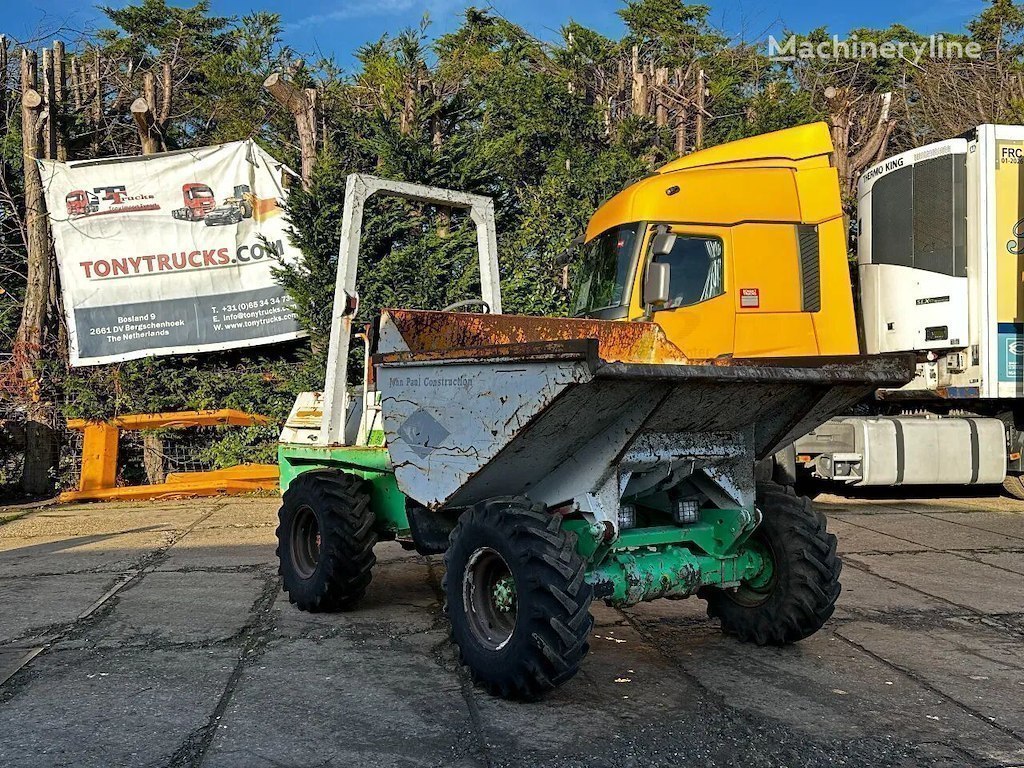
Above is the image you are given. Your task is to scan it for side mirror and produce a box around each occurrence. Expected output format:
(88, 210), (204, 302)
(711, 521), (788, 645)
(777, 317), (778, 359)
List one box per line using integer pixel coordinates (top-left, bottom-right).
(651, 231), (677, 257)
(643, 262), (671, 307)
(554, 236), (583, 267)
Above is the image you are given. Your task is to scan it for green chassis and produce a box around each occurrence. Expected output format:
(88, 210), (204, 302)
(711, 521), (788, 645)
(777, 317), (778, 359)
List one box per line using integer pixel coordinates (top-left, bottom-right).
(279, 443), (772, 607)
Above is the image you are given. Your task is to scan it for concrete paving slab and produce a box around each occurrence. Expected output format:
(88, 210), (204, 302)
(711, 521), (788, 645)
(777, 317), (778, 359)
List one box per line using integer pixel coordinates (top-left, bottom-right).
(927, 510), (1024, 541)
(627, 611), (1024, 765)
(192, 498), (277, 529)
(833, 559), (960, 620)
(273, 557), (439, 640)
(975, 551), (1024, 575)
(0, 573), (120, 643)
(838, 620), (1024, 762)
(0, 530), (173, 577)
(0, 504), (209, 538)
(0, 647), (237, 768)
(82, 571), (267, 647)
(825, 516), (927, 553)
(202, 633), (474, 768)
(829, 512), (1019, 551)
(375, 539), (421, 564)
(0, 646), (44, 686)
(155, 526), (278, 571)
(849, 551), (1024, 615)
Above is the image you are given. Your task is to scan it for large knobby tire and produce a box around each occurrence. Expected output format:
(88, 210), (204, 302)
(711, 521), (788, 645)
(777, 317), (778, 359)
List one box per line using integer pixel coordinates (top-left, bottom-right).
(443, 497), (594, 700)
(1003, 474), (1024, 500)
(276, 470), (377, 612)
(703, 482), (841, 645)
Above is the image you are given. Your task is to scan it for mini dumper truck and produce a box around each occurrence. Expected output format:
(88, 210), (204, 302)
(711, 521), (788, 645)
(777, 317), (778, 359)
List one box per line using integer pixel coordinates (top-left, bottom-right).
(275, 168), (914, 700)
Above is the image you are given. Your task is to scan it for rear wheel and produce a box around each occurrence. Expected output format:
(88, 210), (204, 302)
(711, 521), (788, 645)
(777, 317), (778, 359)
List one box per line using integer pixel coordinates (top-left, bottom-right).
(702, 482), (841, 644)
(1003, 474), (1024, 500)
(276, 470), (377, 612)
(443, 497), (594, 700)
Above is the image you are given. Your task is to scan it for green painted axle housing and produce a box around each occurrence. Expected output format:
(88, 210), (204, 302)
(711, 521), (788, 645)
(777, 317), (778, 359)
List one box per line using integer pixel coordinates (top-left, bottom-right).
(278, 443), (771, 608)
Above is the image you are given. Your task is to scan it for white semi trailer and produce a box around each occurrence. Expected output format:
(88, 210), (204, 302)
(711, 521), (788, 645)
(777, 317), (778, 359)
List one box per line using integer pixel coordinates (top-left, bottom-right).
(792, 124), (1024, 497)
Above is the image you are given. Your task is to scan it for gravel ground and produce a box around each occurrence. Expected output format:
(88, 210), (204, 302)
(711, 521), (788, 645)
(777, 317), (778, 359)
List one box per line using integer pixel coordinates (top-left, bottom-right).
(0, 491), (1022, 767)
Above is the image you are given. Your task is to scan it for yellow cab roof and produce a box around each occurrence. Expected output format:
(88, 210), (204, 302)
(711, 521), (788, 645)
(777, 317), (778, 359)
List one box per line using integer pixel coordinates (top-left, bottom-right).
(585, 122), (839, 240)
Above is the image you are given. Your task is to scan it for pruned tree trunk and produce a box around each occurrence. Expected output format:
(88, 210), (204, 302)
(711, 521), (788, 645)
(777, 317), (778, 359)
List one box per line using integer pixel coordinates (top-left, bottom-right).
(695, 69), (706, 151)
(69, 55), (81, 111)
(130, 71), (165, 154)
(674, 67), (687, 155)
(17, 50), (47, 361)
(0, 36), (8, 120)
(131, 96), (160, 154)
(53, 40), (66, 161)
(264, 72), (318, 187)
(654, 67), (668, 128)
(42, 48), (57, 160)
(400, 79), (415, 136)
(630, 46), (646, 117)
(91, 48), (102, 154)
(142, 433), (166, 484)
(17, 47), (58, 497)
(827, 87), (894, 206)
(159, 59), (172, 127)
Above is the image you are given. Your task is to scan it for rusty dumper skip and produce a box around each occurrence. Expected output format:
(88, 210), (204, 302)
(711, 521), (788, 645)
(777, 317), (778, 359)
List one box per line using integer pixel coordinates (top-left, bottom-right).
(275, 173), (913, 700)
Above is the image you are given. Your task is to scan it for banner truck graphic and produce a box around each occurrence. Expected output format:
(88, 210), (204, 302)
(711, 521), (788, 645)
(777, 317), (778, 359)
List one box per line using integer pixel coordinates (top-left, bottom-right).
(38, 140), (305, 366)
(171, 182), (217, 221)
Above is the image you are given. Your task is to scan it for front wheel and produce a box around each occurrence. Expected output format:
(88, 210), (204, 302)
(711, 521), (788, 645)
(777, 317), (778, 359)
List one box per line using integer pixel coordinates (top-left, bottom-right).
(702, 482), (841, 645)
(443, 497), (594, 700)
(276, 470), (377, 612)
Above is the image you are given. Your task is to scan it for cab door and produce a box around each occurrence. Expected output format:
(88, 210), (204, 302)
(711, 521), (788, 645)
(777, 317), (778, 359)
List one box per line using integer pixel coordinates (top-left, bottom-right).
(629, 225), (736, 359)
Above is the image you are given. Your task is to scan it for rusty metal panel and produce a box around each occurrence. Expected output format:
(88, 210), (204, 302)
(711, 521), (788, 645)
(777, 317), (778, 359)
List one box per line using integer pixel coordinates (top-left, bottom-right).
(377, 309), (690, 366)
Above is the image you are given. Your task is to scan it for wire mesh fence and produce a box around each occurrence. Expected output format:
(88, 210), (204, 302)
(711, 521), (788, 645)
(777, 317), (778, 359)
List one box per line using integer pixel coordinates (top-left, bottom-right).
(1, 392), (288, 499)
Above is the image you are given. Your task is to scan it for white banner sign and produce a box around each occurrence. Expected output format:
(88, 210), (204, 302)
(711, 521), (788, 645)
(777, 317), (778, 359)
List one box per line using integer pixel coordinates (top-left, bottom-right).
(39, 140), (306, 366)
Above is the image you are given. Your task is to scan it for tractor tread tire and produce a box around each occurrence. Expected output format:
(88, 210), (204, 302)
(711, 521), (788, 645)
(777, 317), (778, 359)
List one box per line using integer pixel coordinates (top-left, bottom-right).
(703, 481), (841, 645)
(276, 470), (377, 612)
(1003, 474), (1024, 500)
(443, 496), (594, 700)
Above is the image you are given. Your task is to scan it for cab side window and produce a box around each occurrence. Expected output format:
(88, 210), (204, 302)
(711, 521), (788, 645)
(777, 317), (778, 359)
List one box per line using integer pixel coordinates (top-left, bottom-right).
(653, 235), (725, 309)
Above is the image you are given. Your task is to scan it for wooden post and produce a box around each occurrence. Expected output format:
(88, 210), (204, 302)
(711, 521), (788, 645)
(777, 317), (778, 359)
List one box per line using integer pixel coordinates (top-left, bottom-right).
(695, 69), (706, 151)
(17, 47), (59, 497)
(264, 72), (318, 187)
(53, 40), (66, 161)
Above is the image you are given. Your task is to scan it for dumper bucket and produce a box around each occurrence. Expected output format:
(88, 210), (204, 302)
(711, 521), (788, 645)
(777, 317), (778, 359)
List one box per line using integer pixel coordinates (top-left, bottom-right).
(373, 309), (914, 513)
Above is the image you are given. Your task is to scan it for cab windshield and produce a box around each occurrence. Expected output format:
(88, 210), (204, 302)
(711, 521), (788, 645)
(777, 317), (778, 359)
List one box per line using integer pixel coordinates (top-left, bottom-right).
(571, 224), (639, 316)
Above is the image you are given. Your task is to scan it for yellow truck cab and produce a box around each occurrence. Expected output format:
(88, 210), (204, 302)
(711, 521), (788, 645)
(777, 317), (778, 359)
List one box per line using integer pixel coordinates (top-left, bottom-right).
(581, 121), (1024, 495)
(573, 122), (859, 358)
